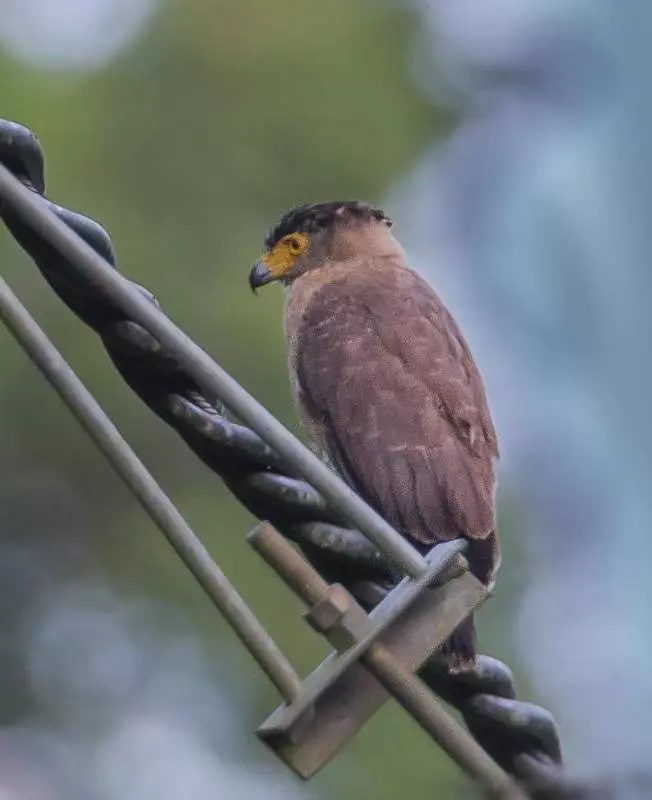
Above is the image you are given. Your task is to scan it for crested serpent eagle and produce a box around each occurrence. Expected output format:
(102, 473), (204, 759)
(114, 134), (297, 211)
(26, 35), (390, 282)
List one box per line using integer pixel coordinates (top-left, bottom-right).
(248, 200), (500, 672)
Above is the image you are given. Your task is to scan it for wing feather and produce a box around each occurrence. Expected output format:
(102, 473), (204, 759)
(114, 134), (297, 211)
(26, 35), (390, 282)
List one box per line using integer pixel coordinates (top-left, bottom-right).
(294, 264), (498, 546)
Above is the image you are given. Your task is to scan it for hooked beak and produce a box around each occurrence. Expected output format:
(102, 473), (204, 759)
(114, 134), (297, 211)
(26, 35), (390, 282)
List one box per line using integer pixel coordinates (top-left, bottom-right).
(248, 260), (274, 293)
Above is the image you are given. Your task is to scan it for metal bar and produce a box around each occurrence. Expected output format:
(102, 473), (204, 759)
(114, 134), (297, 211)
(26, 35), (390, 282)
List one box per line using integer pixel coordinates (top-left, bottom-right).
(0, 164), (425, 577)
(249, 521), (330, 606)
(0, 274), (303, 704)
(365, 645), (526, 799)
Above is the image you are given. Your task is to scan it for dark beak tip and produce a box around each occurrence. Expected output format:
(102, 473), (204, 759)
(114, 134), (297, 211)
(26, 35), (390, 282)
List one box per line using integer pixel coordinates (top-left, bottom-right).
(248, 261), (273, 292)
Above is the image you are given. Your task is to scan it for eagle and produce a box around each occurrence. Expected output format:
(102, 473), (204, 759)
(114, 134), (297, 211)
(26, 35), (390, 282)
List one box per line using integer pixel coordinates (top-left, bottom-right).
(248, 200), (500, 672)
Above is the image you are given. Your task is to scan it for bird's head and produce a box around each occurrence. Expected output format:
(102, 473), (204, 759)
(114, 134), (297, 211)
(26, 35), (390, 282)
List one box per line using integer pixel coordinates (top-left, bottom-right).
(248, 200), (394, 291)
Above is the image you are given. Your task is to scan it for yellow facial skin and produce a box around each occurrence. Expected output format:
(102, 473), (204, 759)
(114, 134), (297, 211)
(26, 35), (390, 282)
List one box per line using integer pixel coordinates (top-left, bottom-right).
(261, 232), (310, 280)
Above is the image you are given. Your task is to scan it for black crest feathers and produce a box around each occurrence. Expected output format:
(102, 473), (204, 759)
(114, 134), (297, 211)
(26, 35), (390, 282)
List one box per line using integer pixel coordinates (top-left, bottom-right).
(265, 201), (392, 250)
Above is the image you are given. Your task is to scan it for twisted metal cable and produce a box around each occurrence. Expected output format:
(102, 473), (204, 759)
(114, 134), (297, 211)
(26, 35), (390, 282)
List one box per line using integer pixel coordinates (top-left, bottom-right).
(0, 119), (570, 796)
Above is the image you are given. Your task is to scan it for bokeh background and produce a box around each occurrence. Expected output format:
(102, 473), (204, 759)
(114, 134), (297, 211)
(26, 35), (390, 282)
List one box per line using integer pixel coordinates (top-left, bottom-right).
(0, 1), (649, 797)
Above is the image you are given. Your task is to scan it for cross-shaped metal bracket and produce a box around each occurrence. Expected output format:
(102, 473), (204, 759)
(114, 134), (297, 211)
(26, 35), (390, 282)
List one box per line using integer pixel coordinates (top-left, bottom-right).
(248, 522), (489, 779)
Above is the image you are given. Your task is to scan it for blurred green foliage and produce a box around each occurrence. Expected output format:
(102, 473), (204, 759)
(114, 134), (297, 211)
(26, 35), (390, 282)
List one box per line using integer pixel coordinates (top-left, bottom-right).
(0, 2), (527, 797)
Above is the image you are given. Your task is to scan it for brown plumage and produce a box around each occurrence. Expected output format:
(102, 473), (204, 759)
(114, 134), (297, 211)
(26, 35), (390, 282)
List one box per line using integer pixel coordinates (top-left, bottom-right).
(249, 201), (500, 672)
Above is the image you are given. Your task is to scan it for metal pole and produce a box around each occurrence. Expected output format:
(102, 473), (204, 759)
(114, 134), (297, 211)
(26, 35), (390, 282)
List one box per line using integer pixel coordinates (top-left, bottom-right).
(0, 164), (425, 577)
(0, 274), (303, 705)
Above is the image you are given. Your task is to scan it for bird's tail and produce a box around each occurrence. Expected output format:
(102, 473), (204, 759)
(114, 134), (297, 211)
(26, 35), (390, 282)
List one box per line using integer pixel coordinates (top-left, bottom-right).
(439, 614), (477, 673)
(438, 532), (499, 673)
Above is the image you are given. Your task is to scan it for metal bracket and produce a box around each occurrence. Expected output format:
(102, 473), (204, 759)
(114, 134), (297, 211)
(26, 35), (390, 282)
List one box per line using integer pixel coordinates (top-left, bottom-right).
(248, 523), (489, 779)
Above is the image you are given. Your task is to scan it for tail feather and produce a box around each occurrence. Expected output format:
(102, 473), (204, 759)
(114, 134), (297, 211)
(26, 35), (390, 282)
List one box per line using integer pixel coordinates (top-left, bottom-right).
(439, 613), (477, 673)
(438, 531), (499, 673)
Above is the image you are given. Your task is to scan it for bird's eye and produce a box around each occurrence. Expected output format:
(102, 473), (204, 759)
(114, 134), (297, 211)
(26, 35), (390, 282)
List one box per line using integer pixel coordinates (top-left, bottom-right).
(288, 237), (302, 255)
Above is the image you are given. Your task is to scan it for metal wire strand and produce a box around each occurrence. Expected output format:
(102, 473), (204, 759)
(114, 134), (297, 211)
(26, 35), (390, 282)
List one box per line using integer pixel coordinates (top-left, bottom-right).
(0, 118), (570, 797)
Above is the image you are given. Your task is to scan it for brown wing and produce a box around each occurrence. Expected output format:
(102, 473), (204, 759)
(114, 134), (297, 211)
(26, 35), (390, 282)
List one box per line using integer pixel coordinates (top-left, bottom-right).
(295, 264), (498, 549)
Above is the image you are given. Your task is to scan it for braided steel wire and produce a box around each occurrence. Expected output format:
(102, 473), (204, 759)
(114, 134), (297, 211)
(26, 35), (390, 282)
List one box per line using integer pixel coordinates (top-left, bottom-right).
(0, 119), (573, 796)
